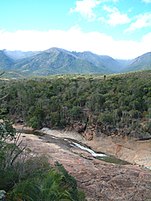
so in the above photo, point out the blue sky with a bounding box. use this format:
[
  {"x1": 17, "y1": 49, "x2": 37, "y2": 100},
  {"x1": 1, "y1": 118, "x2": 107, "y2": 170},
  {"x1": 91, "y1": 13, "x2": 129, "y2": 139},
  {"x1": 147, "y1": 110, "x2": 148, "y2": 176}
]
[{"x1": 0, "y1": 0, "x2": 151, "y2": 59}]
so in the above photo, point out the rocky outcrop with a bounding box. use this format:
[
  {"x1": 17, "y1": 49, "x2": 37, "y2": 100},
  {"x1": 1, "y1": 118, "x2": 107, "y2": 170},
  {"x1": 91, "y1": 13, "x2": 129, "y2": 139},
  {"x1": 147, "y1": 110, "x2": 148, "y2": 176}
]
[
  {"x1": 86, "y1": 135, "x2": 151, "y2": 169},
  {"x1": 78, "y1": 124, "x2": 97, "y2": 141},
  {"x1": 20, "y1": 131, "x2": 151, "y2": 201},
  {"x1": 73, "y1": 122, "x2": 86, "y2": 133},
  {"x1": 73, "y1": 163, "x2": 151, "y2": 201},
  {"x1": 83, "y1": 129, "x2": 94, "y2": 140}
]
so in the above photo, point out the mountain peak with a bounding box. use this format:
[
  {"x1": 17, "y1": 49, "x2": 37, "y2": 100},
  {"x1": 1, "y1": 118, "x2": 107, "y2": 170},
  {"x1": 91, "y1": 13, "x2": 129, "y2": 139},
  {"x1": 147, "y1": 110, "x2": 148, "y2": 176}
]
[
  {"x1": 1, "y1": 48, "x2": 151, "y2": 77},
  {"x1": 45, "y1": 47, "x2": 69, "y2": 53}
]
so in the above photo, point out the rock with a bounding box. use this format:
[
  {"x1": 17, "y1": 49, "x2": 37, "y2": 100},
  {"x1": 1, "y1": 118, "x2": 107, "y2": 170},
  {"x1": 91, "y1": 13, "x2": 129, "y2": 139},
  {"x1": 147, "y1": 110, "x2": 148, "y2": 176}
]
[
  {"x1": 20, "y1": 131, "x2": 151, "y2": 201},
  {"x1": 73, "y1": 122, "x2": 86, "y2": 133},
  {"x1": 84, "y1": 129, "x2": 94, "y2": 140},
  {"x1": 75, "y1": 164, "x2": 151, "y2": 201},
  {"x1": 83, "y1": 125, "x2": 98, "y2": 141}
]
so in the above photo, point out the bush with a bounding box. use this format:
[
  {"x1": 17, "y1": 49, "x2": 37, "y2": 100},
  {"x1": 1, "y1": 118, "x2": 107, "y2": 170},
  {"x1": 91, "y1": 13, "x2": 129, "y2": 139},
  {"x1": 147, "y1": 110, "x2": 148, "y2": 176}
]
[
  {"x1": 0, "y1": 121, "x2": 85, "y2": 200},
  {"x1": 98, "y1": 112, "x2": 114, "y2": 124},
  {"x1": 8, "y1": 162, "x2": 86, "y2": 201}
]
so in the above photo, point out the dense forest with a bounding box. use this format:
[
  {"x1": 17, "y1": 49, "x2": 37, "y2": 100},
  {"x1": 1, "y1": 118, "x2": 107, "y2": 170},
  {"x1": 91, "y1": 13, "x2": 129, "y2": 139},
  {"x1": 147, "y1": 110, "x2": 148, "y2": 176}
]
[{"x1": 0, "y1": 70, "x2": 151, "y2": 139}]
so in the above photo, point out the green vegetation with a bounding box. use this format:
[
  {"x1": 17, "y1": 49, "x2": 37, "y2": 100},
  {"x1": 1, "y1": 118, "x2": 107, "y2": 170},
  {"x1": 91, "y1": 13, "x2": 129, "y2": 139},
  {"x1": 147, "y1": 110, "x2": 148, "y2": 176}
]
[
  {"x1": 0, "y1": 120, "x2": 85, "y2": 201},
  {"x1": 0, "y1": 76, "x2": 86, "y2": 201},
  {"x1": 1, "y1": 70, "x2": 151, "y2": 139},
  {"x1": 8, "y1": 162, "x2": 85, "y2": 201}
]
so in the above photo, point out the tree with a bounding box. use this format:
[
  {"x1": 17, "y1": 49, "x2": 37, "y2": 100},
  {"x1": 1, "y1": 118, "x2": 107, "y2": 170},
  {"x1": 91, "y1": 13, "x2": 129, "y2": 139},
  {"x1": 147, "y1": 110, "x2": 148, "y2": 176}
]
[{"x1": 0, "y1": 120, "x2": 26, "y2": 191}]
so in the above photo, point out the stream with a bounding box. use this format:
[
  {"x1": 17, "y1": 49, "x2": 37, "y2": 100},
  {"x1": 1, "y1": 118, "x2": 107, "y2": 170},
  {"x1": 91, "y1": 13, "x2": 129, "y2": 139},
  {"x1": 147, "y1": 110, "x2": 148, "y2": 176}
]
[
  {"x1": 70, "y1": 141, "x2": 129, "y2": 165},
  {"x1": 34, "y1": 129, "x2": 130, "y2": 165},
  {"x1": 16, "y1": 126, "x2": 129, "y2": 165}
]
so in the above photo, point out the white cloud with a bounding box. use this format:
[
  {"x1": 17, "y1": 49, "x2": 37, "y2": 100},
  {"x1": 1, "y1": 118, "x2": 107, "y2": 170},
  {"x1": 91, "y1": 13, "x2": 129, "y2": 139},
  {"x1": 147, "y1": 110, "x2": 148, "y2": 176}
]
[
  {"x1": 70, "y1": 0, "x2": 119, "y2": 20},
  {"x1": 142, "y1": 0, "x2": 151, "y2": 3},
  {"x1": 0, "y1": 27, "x2": 150, "y2": 59},
  {"x1": 102, "y1": 6, "x2": 131, "y2": 26},
  {"x1": 70, "y1": 0, "x2": 101, "y2": 20},
  {"x1": 126, "y1": 13, "x2": 151, "y2": 32}
]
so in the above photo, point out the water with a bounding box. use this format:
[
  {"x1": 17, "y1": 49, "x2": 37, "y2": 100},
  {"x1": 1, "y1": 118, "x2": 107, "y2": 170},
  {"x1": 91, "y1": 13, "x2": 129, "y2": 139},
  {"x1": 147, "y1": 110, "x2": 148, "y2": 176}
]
[
  {"x1": 26, "y1": 127, "x2": 130, "y2": 165},
  {"x1": 72, "y1": 142, "x2": 129, "y2": 165},
  {"x1": 72, "y1": 142, "x2": 106, "y2": 157}
]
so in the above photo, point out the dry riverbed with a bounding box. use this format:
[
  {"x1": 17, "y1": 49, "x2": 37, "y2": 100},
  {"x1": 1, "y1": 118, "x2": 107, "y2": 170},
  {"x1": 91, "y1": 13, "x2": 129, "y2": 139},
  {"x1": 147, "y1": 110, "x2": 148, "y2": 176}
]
[{"x1": 15, "y1": 125, "x2": 151, "y2": 201}]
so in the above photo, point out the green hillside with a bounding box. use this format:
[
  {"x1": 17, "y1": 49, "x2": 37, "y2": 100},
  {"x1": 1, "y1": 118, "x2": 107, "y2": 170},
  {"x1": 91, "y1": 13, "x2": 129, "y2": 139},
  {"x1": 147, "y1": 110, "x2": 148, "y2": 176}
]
[{"x1": 1, "y1": 70, "x2": 151, "y2": 139}]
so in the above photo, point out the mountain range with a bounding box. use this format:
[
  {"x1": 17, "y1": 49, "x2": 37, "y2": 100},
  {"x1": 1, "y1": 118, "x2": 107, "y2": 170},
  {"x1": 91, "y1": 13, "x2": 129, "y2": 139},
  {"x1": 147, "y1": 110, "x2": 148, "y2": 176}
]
[{"x1": 0, "y1": 47, "x2": 151, "y2": 77}]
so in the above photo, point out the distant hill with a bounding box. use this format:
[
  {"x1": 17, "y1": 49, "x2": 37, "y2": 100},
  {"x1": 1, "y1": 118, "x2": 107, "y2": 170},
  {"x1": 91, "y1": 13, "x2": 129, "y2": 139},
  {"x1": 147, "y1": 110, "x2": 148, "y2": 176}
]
[
  {"x1": 4, "y1": 50, "x2": 39, "y2": 60},
  {"x1": 12, "y1": 48, "x2": 110, "y2": 76},
  {"x1": 125, "y1": 52, "x2": 151, "y2": 72},
  {"x1": 0, "y1": 50, "x2": 14, "y2": 70},
  {"x1": 73, "y1": 51, "x2": 122, "y2": 72},
  {"x1": 0, "y1": 48, "x2": 151, "y2": 77}
]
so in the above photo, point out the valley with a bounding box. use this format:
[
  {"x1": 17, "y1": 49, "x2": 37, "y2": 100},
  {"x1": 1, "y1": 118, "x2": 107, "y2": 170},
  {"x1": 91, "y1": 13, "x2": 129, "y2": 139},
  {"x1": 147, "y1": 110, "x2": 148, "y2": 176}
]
[
  {"x1": 0, "y1": 0, "x2": 151, "y2": 201},
  {"x1": 0, "y1": 70, "x2": 151, "y2": 200},
  {"x1": 1, "y1": 1, "x2": 151, "y2": 201}
]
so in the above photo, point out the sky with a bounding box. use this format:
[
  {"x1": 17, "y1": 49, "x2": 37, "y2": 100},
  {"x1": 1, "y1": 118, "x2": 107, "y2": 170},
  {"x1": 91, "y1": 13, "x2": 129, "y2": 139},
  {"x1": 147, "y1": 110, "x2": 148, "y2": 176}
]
[{"x1": 0, "y1": 0, "x2": 151, "y2": 59}]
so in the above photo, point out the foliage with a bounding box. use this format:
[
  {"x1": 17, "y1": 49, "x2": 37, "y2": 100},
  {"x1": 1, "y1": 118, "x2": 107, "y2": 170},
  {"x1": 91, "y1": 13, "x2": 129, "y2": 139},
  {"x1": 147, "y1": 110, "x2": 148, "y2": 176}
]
[
  {"x1": 0, "y1": 120, "x2": 21, "y2": 191},
  {"x1": 0, "y1": 120, "x2": 16, "y2": 141},
  {"x1": 55, "y1": 162, "x2": 85, "y2": 201},
  {"x1": 0, "y1": 98, "x2": 85, "y2": 200},
  {"x1": 0, "y1": 121, "x2": 85, "y2": 200},
  {"x1": 8, "y1": 162, "x2": 85, "y2": 201},
  {"x1": 0, "y1": 71, "x2": 151, "y2": 138}
]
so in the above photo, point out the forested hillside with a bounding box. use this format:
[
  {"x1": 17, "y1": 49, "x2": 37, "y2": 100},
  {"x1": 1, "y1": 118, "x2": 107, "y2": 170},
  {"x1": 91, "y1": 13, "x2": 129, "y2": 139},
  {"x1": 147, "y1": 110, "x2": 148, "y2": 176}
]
[
  {"x1": 0, "y1": 70, "x2": 151, "y2": 139},
  {"x1": 1, "y1": 48, "x2": 151, "y2": 77}
]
